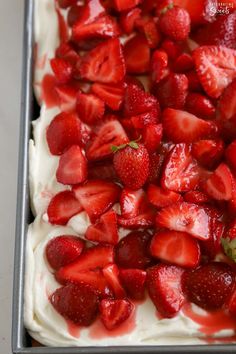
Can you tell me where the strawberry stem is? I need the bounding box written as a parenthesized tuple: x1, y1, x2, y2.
(111, 136, 142, 153)
(161, 2, 174, 15)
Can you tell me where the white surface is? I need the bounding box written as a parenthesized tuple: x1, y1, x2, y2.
(0, 0, 23, 353)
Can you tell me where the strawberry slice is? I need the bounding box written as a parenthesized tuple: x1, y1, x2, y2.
(184, 190, 210, 204)
(203, 163, 234, 201)
(55, 85, 78, 113)
(147, 184, 183, 208)
(131, 110, 159, 130)
(46, 235, 84, 270)
(67, 4, 84, 27)
(73, 179, 121, 222)
(99, 299, 134, 330)
(156, 202, 211, 241)
(85, 210, 119, 245)
(56, 42, 80, 66)
(143, 124, 163, 153)
(218, 78, 236, 121)
(79, 38, 125, 83)
(185, 93, 216, 120)
(147, 264, 185, 318)
(202, 219, 224, 259)
(47, 191, 83, 225)
(150, 231, 200, 268)
(76, 92, 105, 125)
(174, 53, 194, 73)
(147, 152, 165, 184)
(193, 46, 236, 98)
(228, 288, 236, 316)
(56, 145, 88, 185)
(50, 283, 98, 326)
(88, 161, 117, 181)
(192, 139, 224, 169)
(119, 269, 146, 300)
(161, 144, 200, 193)
(113, 0, 141, 11)
(124, 34, 150, 74)
(226, 140, 236, 171)
(103, 264, 126, 298)
(151, 50, 169, 84)
(46, 112, 83, 155)
(86, 119, 128, 161)
(120, 8, 141, 34)
(92, 82, 125, 110)
(50, 58, 73, 84)
(162, 109, 217, 143)
(136, 17, 161, 49)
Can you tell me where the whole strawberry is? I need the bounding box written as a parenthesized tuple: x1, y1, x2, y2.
(112, 141, 150, 190)
(159, 6, 191, 41)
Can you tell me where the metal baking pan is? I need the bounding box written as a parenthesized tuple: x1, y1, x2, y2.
(11, 0, 236, 353)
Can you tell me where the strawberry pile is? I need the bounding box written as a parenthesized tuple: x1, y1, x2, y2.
(43, 0, 236, 331)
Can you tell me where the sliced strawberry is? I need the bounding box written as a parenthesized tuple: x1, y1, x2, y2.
(193, 46, 236, 98)
(99, 299, 134, 330)
(226, 140, 236, 171)
(161, 38, 182, 60)
(124, 35, 150, 74)
(103, 264, 126, 298)
(76, 92, 105, 125)
(46, 112, 83, 155)
(131, 110, 159, 130)
(204, 163, 234, 201)
(147, 152, 165, 183)
(88, 161, 117, 181)
(150, 50, 169, 84)
(85, 210, 119, 245)
(113, 0, 141, 11)
(120, 8, 141, 34)
(136, 17, 161, 49)
(228, 288, 236, 316)
(86, 119, 128, 161)
(161, 144, 200, 193)
(174, 53, 194, 73)
(202, 219, 224, 259)
(118, 211, 155, 229)
(47, 191, 83, 225)
(147, 264, 185, 318)
(57, 0, 78, 8)
(147, 184, 183, 208)
(143, 124, 163, 153)
(185, 70, 202, 92)
(46, 235, 84, 270)
(50, 58, 73, 84)
(56, 42, 80, 66)
(185, 93, 216, 120)
(73, 179, 121, 222)
(56, 145, 87, 185)
(79, 38, 125, 83)
(119, 269, 146, 300)
(192, 139, 224, 169)
(162, 109, 217, 143)
(184, 190, 210, 204)
(67, 4, 84, 27)
(115, 231, 153, 269)
(156, 202, 211, 241)
(50, 283, 98, 326)
(92, 82, 125, 110)
(150, 231, 200, 268)
(218, 78, 236, 121)
(173, 0, 217, 25)
(55, 85, 78, 112)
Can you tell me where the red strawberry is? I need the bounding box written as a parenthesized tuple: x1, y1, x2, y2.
(120, 8, 141, 34)
(156, 202, 211, 240)
(50, 283, 98, 326)
(113, 142, 150, 190)
(173, 0, 217, 25)
(55, 85, 78, 113)
(67, 5, 83, 27)
(57, 0, 77, 8)
(159, 6, 190, 41)
(151, 50, 169, 84)
(143, 124, 163, 153)
(92, 82, 125, 110)
(147, 264, 185, 318)
(86, 119, 128, 161)
(56, 42, 80, 66)
(46, 112, 83, 155)
(183, 262, 235, 310)
(193, 46, 236, 98)
(46, 235, 84, 270)
(136, 17, 161, 49)
(73, 179, 121, 222)
(131, 110, 159, 130)
(79, 38, 125, 83)
(99, 299, 134, 330)
(124, 35, 150, 74)
(228, 288, 236, 316)
(192, 139, 224, 169)
(161, 144, 200, 192)
(185, 93, 216, 120)
(103, 264, 126, 298)
(161, 38, 182, 60)
(147, 184, 182, 208)
(76, 92, 105, 125)
(47, 191, 83, 225)
(56, 145, 88, 185)
(202, 219, 225, 259)
(218, 78, 236, 121)
(147, 152, 165, 183)
(174, 53, 194, 73)
(50, 58, 73, 84)
(85, 210, 119, 245)
(162, 109, 217, 143)
(185, 71, 202, 92)
(119, 269, 146, 300)
(154, 73, 188, 109)
(184, 190, 210, 204)
(226, 140, 236, 171)
(115, 231, 153, 269)
(88, 161, 117, 181)
(150, 231, 200, 268)
(113, 0, 141, 11)
(204, 163, 234, 201)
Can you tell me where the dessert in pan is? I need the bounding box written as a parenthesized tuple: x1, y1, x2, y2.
(25, 0, 236, 347)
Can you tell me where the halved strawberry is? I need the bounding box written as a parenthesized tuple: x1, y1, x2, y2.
(161, 38, 183, 60)
(147, 264, 185, 318)
(56, 42, 80, 66)
(147, 152, 165, 183)
(47, 191, 83, 225)
(150, 50, 169, 84)
(73, 179, 121, 222)
(218, 78, 236, 121)
(79, 38, 125, 83)
(174, 53, 194, 73)
(119, 269, 146, 300)
(226, 140, 236, 171)
(103, 264, 126, 298)
(161, 143, 200, 193)
(113, 0, 141, 11)
(185, 93, 216, 120)
(192, 139, 224, 169)
(46, 235, 84, 270)
(184, 190, 210, 204)
(185, 70, 202, 92)
(162, 109, 217, 143)
(228, 288, 236, 316)
(88, 161, 117, 181)
(147, 184, 182, 208)
(76, 92, 105, 125)
(67, 4, 83, 27)
(136, 17, 161, 49)
(202, 218, 225, 259)
(86, 119, 128, 161)
(124, 35, 150, 74)
(156, 202, 211, 240)
(143, 124, 163, 153)
(193, 46, 236, 98)
(131, 110, 159, 130)
(150, 231, 200, 268)
(50, 58, 73, 84)
(55, 85, 78, 112)
(92, 82, 125, 110)
(85, 210, 119, 245)
(203, 163, 234, 201)
(99, 299, 134, 330)
(56, 145, 88, 185)
(120, 8, 141, 34)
